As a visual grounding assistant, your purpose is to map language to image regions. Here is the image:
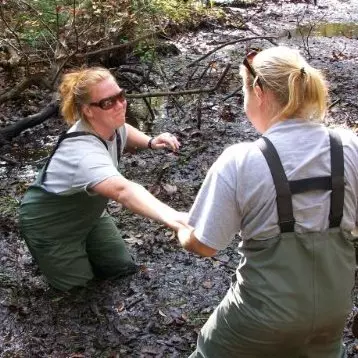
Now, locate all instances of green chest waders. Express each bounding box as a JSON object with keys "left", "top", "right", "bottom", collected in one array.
[
  {"left": 190, "top": 130, "right": 356, "bottom": 358},
  {"left": 19, "top": 132, "right": 136, "bottom": 291}
]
